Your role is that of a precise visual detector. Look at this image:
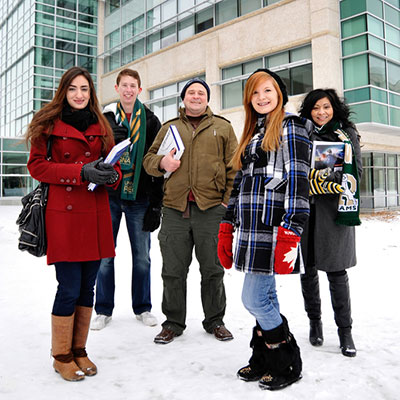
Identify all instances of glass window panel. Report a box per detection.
[267,51,289,68]
[56,40,76,52]
[36,4,55,13]
[386,24,400,45]
[178,16,194,41]
[387,43,400,61]
[35,36,54,48]
[216,0,238,25]
[371,87,387,102]
[222,81,242,109]
[368,35,385,54]
[373,167,386,207]
[35,24,54,36]
[57,0,76,11]
[385,4,400,28]
[387,168,398,206]
[122,44,133,64]
[389,92,400,107]
[122,20,133,42]
[342,35,368,56]
[78,22,96,35]
[36,11,55,26]
[133,39,145,60]
[56,29,75,41]
[56,17,76,30]
[147,6,161,28]
[35,48,54,67]
[387,154,397,167]
[161,24,176,48]
[367,0,383,18]
[350,102,371,123]
[290,45,311,62]
[147,31,160,53]
[34,87,53,100]
[78,44,96,56]
[2,165,29,174]
[79,0,97,15]
[240,0,261,15]
[371,102,388,123]
[178,0,194,13]
[243,59,263,74]
[344,87,370,103]
[150,88,163,99]
[290,64,313,95]
[78,56,95,73]
[79,34,96,46]
[163,84,177,96]
[340,0,367,19]
[388,62,400,93]
[2,176,32,197]
[106,0,120,16]
[55,51,75,69]
[148,0,163,8]
[367,14,384,37]
[390,107,400,126]
[196,7,213,33]
[163,98,177,121]
[222,64,242,79]
[276,69,290,94]
[161,0,176,22]
[386,0,399,7]
[360,167,373,208]
[150,101,163,122]
[34,75,54,88]
[362,153,372,167]
[344,54,369,89]
[341,15,367,39]
[134,15,145,35]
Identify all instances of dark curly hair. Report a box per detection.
[299,88,355,129]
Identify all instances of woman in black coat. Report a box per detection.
[299,88,362,357]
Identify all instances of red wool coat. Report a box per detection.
[27,120,121,265]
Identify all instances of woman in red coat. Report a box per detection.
[26,66,121,381]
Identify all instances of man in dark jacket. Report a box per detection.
[91,69,163,330]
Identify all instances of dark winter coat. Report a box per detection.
[223,115,312,275]
[103,103,164,207]
[301,125,363,272]
[27,120,121,265]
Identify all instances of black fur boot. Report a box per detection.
[237,326,268,382]
[257,315,302,391]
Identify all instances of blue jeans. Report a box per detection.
[95,197,152,316]
[53,260,100,316]
[241,273,282,331]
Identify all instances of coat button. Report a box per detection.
[88,136,94,142]
[64,152,71,158]
[66,205,73,211]
[60,178,65,183]
[66,186,72,192]
[72,178,77,184]
[63,137,68,140]
[85,152,91,157]
[66,178,70,183]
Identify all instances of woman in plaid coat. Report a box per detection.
[217,69,312,391]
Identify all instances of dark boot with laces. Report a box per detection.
[309,319,323,346]
[338,327,356,357]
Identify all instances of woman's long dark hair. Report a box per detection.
[299,88,355,129]
[26,66,113,150]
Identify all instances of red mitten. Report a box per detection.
[218,223,234,269]
[274,226,300,274]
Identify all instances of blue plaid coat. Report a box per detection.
[223,115,312,275]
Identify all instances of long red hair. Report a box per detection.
[26,66,113,150]
[232,71,285,170]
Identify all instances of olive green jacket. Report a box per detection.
[143,106,238,212]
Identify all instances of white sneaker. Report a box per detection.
[90,314,112,330]
[136,311,157,327]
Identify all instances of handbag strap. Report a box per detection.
[46,135,53,160]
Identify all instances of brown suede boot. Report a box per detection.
[72,306,97,376]
[52,313,85,381]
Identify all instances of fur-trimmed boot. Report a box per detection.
[237,325,268,382]
[258,315,302,391]
[52,313,85,381]
[72,305,97,376]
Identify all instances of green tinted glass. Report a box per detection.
[386,24,400,45]
[367,0,383,18]
[2,140,28,151]
[343,54,369,89]
[389,92,400,107]
[290,45,312,62]
[36,12,54,26]
[341,15,366,38]
[368,35,385,54]
[371,87,387,102]
[369,55,386,88]
[222,81,242,109]
[367,14,384,37]
[385,4,400,28]
[350,102,371,122]
[371,102,388,123]
[222,64,241,80]
[342,35,368,56]
[388,62,400,93]
[387,43,400,61]
[390,107,400,126]
[344,87,370,103]
[340,0,367,19]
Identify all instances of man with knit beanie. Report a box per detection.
[143,78,238,344]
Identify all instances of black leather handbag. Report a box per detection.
[16,137,53,257]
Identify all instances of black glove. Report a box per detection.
[142,206,161,232]
[81,158,116,185]
[113,125,129,144]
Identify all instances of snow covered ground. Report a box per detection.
[1,205,400,400]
